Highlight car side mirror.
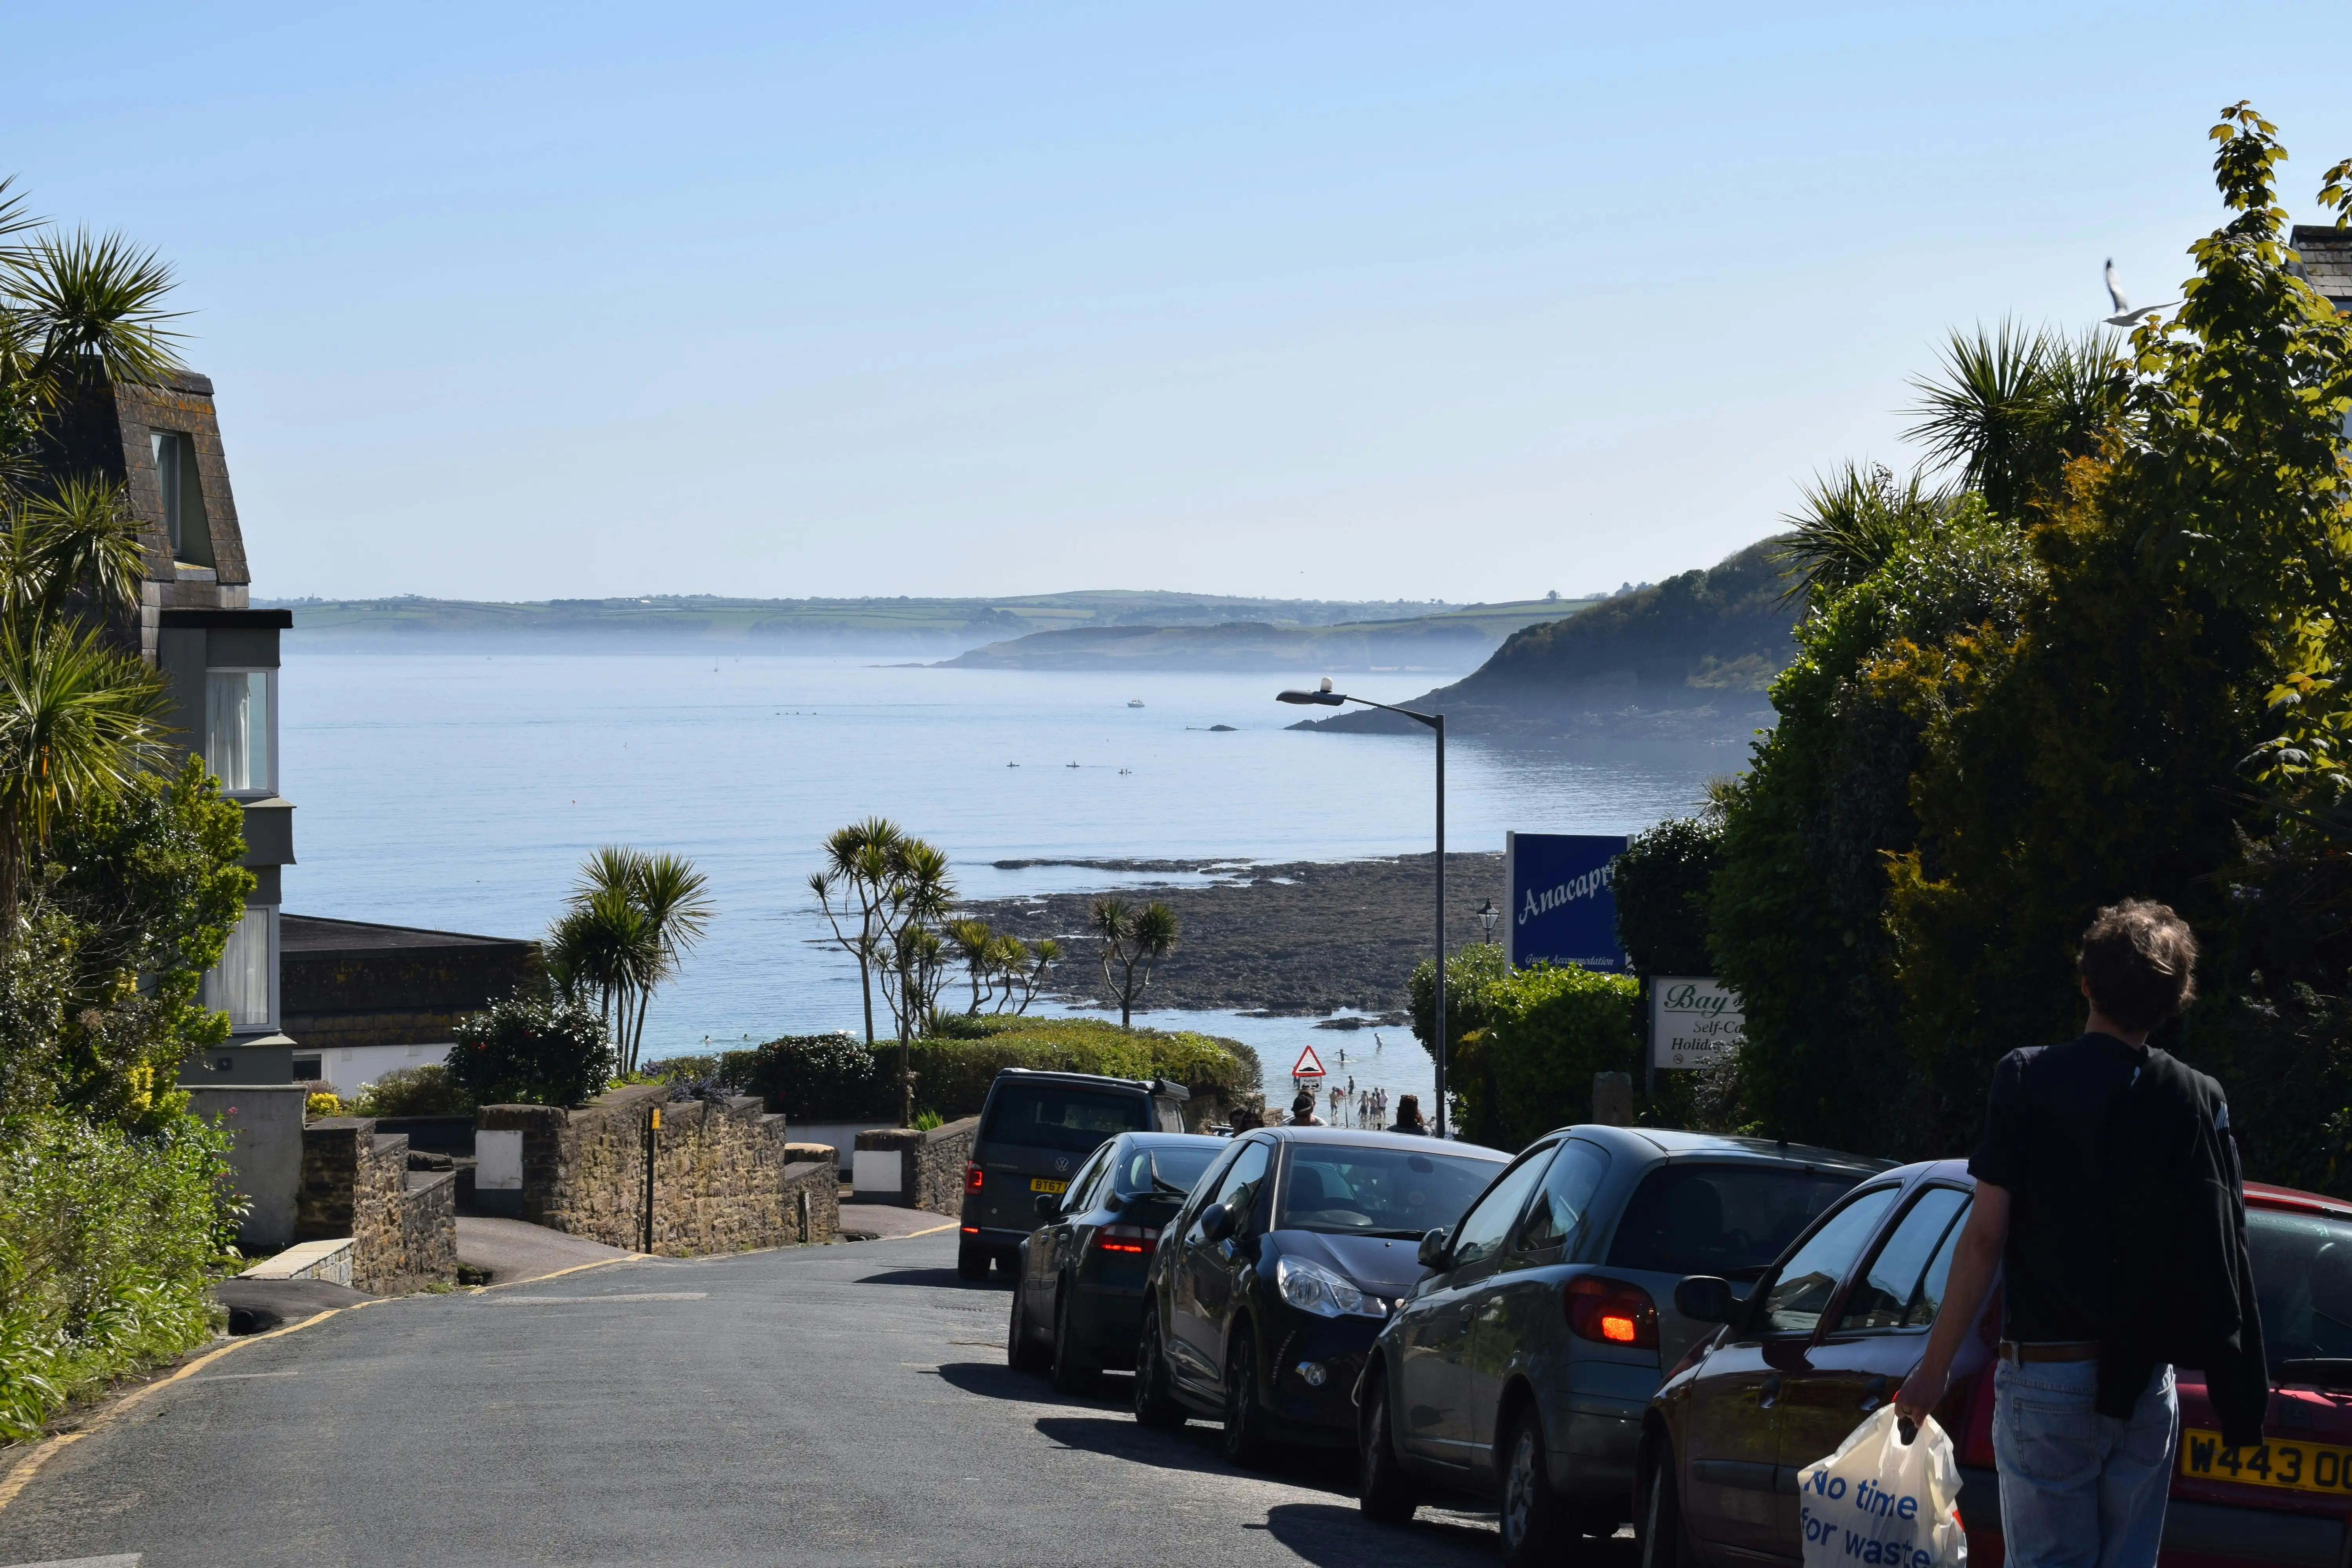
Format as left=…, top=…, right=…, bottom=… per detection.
left=1034, top=1192, right=1060, bottom=1220
left=1675, top=1275, right=1735, bottom=1324
left=1200, top=1201, right=1235, bottom=1244
left=1417, top=1227, right=1450, bottom=1270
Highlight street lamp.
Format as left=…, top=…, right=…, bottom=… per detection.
left=1477, top=898, right=1498, bottom=946
left=1277, top=676, right=1449, bottom=1138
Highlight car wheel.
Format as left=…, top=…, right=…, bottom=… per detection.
left=1499, top=1406, right=1565, bottom=1565
left=1356, top=1368, right=1418, bottom=1523
left=1133, top=1310, right=1186, bottom=1428
left=1640, top=1442, right=1698, bottom=1568
left=957, top=1242, right=989, bottom=1282
left=1221, top=1329, right=1270, bottom=1468
left=1006, top=1279, right=1049, bottom=1374
left=1050, top=1285, right=1095, bottom=1394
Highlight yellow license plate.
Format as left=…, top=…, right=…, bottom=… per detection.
left=2180, top=1428, right=2352, bottom=1494
left=1029, top=1178, right=1067, bottom=1194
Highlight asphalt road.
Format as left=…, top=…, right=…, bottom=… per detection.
left=0, top=1230, right=1637, bottom=1568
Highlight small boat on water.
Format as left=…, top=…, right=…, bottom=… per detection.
left=1067, top=761, right=1081, bottom=768
left=1127, top=699, right=1145, bottom=708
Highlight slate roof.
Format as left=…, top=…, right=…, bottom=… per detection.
left=2292, top=225, right=2352, bottom=310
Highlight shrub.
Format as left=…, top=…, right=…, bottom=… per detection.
left=1450, top=964, right=1641, bottom=1151
left=0, top=1110, right=236, bottom=1440
left=445, top=996, right=614, bottom=1108
left=1613, top=815, right=1724, bottom=977
left=350, top=1064, right=472, bottom=1119
left=733, top=1033, right=887, bottom=1120
left=305, top=1092, right=343, bottom=1118
left=912, top=1109, right=944, bottom=1131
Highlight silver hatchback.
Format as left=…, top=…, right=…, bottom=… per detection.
left=1354, top=1125, right=1886, bottom=1562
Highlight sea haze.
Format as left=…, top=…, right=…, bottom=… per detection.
left=281, top=652, right=1743, bottom=1109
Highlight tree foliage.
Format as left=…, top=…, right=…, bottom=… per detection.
left=446, top=995, right=615, bottom=1109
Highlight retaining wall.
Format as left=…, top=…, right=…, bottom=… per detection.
left=477, top=1085, right=840, bottom=1255
left=298, top=1118, right=459, bottom=1294
left=853, top=1116, right=980, bottom=1216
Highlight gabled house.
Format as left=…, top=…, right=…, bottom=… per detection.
left=45, top=368, right=296, bottom=1081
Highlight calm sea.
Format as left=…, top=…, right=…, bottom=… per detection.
left=281, top=652, right=1744, bottom=1113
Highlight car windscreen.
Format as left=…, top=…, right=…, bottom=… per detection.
left=1607, top=1162, right=1864, bottom=1278
left=979, top=1083, right=1151, bottom=1155
left=1275, top=1146, right=1504, bottom=1236
left=1114, top=1143, right=1221, bottom=1198
left=2249, top=1207, right=2352, bottom=1373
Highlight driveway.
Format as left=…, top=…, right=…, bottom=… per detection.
left=0, top=1230, right=1611, bottom=1568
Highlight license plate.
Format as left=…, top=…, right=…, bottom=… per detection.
left=1029, top=1178, right=1067, bottom=1194
left=2180, top=1428, right=2352, bottom=1494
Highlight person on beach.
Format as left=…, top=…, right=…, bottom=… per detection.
left=1329, top=1084, right=1344, bottom=1124
left=1895, top=900, right=2267, bottom=1568
left=1387, top=1094, right=1427, bottom=1136
left=1286, top=1091, right=1323, bottom=1127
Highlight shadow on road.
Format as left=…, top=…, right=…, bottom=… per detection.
left=931, top=1359, right=1103, bottom=1405
left=1035, top=1414, right=1363, bottom=1494
left=854, top=1265, right=1002, bottom=1289
left=1259, top=1502, right=1501, bottom=1565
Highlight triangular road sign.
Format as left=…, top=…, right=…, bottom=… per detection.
left=1291, top=1044, right=1327, bottom=1079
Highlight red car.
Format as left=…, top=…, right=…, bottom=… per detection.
left=1640, top=1160, right=2352, bottom=1567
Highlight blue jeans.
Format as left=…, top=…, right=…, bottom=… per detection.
left=1993, top=1357, right=2177, bottom=1568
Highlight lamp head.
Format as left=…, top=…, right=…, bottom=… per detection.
left=1276, top=679, right=1347, bottom=706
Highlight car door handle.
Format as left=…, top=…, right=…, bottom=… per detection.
left=1859, top=1375, right=1888, bottom=1414
left=1759, top=1374, right=1782, bottom=1410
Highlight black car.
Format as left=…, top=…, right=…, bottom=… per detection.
left=1007, top=1131, right=1228, bottom=1392
left=958, top=1068, right=1192, bottom=1280
left=1356, top=1126, right=1884, bottom=1562
left=1133, top=1126, right=1510, bottom=1465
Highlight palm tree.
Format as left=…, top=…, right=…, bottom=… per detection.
left=1091, top=897, right=1178, bottom=1028
left=876, top=837, right=954, bottom=1125
left=809, top=817, right=904, bottom=1045
left=622, top=850, right=714, bottom=1066
left=1905, top=323, right=2125, bottom=520
left=1777, top=463, right=1950, bottom=604
left=945, top=918, right=998, bottom=1014
left=546, top=883, right=661, bottom=1063
left=0, top=622, right=167, bottom=929
left=0, top=476, right=144, bottom=637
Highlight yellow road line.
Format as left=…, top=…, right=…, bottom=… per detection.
left=888, top=1222, right=958, bottom=1239
left=468, top=1254, right=642, bottom=1294
left=0, top=1434, right=80, bottom=1512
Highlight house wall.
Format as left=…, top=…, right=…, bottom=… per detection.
left=187, top=1084, right=306, bottom=1252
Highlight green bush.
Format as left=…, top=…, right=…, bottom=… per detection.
left=1613, top=815, right=1723, bottom=977
left=733, top=1033, right=887, bottom=1120
left=350, top=1064, right=472, bottom=1118
left=0, top=1110, right=235, bottom=1440
left=445, top=996, right=614, bottom=1108
left=1447, top=965, right=1641, bottom=1151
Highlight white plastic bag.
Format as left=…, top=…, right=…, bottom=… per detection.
left=1795, top=1404, right=1968, bottom=1568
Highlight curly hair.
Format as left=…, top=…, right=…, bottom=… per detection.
left=2078, top=899, right=2199, bottom=1033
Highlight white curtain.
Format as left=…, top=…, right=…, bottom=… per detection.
left=205, top=907, right=272, bottom=1029
left=205, top=671, right=268, bottom=792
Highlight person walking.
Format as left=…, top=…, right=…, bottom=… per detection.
left=1896, top=900, right=2267, bottom=1568
left=1387, top=1094, right=1427, bottom=1136
left=1285, top=1091, right=1323, bottom=1127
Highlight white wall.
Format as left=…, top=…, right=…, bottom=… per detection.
left=307, top=1043, right=453, bottom=1100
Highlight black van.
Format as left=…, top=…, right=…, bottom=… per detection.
left=959, top=1068, right=1192, bottom=1279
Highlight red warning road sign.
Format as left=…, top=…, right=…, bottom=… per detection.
left=1290, top=1045, right=1327, bottom=1079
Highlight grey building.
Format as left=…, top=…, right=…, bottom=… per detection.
left=42, top=368, right=295, bottom=1083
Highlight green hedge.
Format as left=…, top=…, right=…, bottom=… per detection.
left=1414, top=954, right=1641, bottom=1150
left=735, top=1016, right=1260, bottom=1123
left=0, top=1111, right=235, bottom=1440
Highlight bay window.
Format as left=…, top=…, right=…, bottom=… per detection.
left=205, top=668, right=274, bottom=795
left=203, top=905, right=278, bottom=1032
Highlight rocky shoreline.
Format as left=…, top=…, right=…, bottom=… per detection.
left=958, top=852, right=1505, bottom=1018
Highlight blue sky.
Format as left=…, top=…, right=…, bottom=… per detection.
left=6, top=4, right=2350, bottom=603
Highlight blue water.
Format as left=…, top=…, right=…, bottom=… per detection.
left=280, top=652, right=1742, bottom=1109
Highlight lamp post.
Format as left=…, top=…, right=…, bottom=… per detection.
left=1477, top=898, right=1498, bottom=946
left=1277, top=677, right=1448, bottom=1138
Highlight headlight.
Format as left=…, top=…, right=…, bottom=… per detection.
left=1276, top=1255, right=1378, bottom=1318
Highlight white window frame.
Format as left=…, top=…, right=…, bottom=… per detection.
left=203, top=666, right=279, bottom=799
left=202, top=903, right=280, bottom=1035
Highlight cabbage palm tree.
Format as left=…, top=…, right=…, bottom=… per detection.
left=622, top=850, right=714, bottom=1066
left=1091, top=897, right=1178, bottom=1028
left=1905, top=323, right=2125, bottom=521
left=809, top=817, right=905, bottom=1045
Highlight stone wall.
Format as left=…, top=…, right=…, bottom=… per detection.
left=479, top=1085, right=838, bottom=1255
left=298, top=1118, right=458, bottom=1294
left=853, top=1117, right=979, bottom=1217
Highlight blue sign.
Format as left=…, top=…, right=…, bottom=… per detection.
left=1506, top=832, right=1630, bottom=973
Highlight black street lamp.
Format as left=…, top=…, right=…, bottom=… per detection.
left=1477, top=898, right=1498, bottom=946
left=1277, top=677, right=1448, bottom=1138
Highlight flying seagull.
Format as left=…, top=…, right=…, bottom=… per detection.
left=2103, top=258, right=2179, bottom=327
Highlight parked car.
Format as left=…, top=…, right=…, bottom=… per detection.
left=1352, top=1125, right=1885, bottom=1561
left=1640, top=1162, right=2352, bottom=1567
left=958, top=1068, right=1192, bottom=1280
left=1134, top=1126, right=1511, bottom=1465
left=1007, top=1131, right=1228, bottom=1391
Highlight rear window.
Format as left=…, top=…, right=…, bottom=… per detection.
left=1608, top=1162, right=1864, bottom=1278
left=1274, top=1146, right=1504, bottom=1236
left=980, top=1082, right=1151, bottom=1154
left=2249, top=1207, right=2352, bottom=1373
left=1114, top=1143, right=1220, bottom=1198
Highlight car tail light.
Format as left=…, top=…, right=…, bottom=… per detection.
left=1565, top=1276, right=1659, bottom=1350
left=1095, top=1224, right=1160, bottom=1255
left=966, top=1163, right=984, bottom=1192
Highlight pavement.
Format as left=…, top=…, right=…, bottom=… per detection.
left=837, top=1201, right=960, bottom=1239
left=454, top=1214, right=635, bottom=1284
left=0, top=1229, right=1622, bottom=1568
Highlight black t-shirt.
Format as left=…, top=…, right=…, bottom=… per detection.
left=1969, top=1032, right=2160, bottom=1343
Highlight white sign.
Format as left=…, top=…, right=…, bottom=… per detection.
left=1290, top=1045, right=1327, bottom=1080
left=1651, top=976, right=1744, bottom=1070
